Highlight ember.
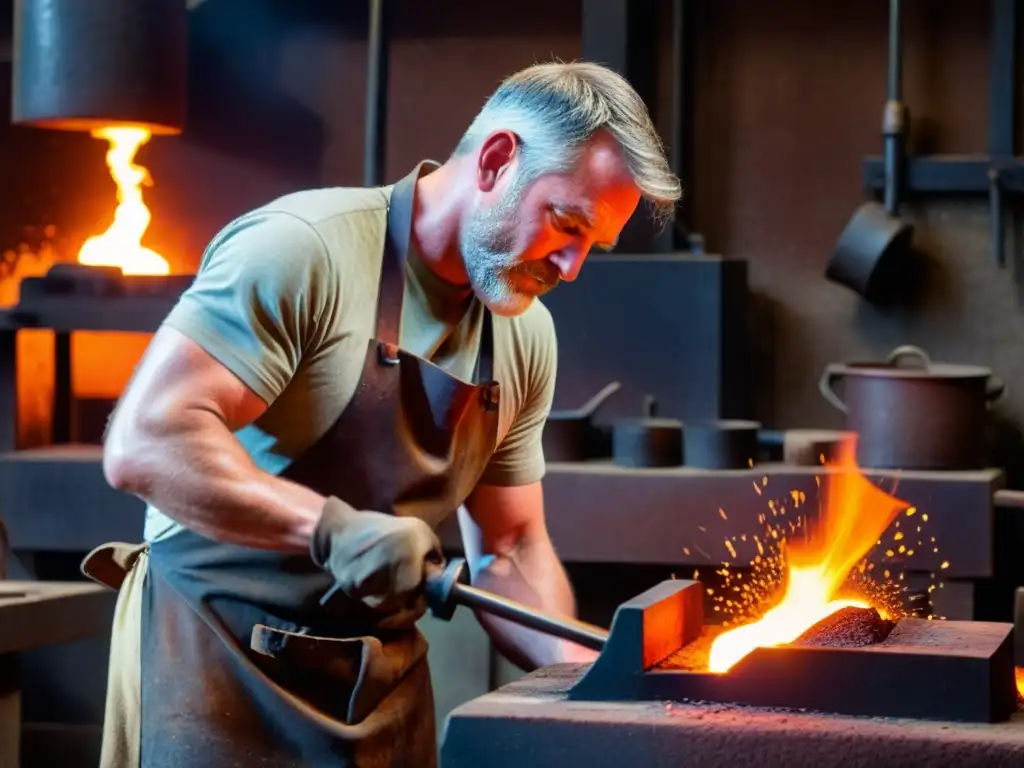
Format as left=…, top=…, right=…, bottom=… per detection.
left=706, top=442, right=911, bottom=673
left=794, top=606, right=895, bottom=648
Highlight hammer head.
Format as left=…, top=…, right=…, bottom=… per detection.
left=425, top=557, right=469, bottom=621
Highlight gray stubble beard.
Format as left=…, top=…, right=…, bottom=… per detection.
left=459, top=175, right=554, bottom=317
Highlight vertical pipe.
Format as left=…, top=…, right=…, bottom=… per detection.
left=654, top=0, right=693, bottom=253
left=987, top=0, right=1018, bottom=268
left=886, top=0, right=902, bottom=101
left=882, top=0, right=905, bottom=216
left=363, top=0, right=391, bottom=187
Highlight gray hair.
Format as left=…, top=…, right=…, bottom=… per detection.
left=453, top=61, right=682, bottom=220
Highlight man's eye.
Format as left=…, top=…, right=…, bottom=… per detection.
left=549, top=208, right=585, bottom=238
left=554, top=218, right=582, bottom=237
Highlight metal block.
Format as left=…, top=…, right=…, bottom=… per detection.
left=0, top=446, right=145, bottom=552
left=570, top=580, right=704, bottom=702
left=567, top=579, right=1016, bottom=723
left=0, top=582, right=115, bottom=655
left=540, top=255, right=751, bottom=422
left=645, top=619, right=1016, bottom=723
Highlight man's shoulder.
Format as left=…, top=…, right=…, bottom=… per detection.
left=254, top=185, right=391, bottom=231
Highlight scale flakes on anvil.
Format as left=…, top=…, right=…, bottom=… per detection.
left=568, top=445, right=1018, bottom=723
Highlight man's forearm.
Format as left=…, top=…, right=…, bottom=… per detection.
left=104, top=409, right=325, bottom=553
left=470, top=535, right=594, bottom=670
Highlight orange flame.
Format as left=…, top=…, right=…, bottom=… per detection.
left=77, top=126, right=169, bottom=275
left=708, top=443, right=910, bottom=673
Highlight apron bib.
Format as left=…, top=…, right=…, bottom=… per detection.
left=83, top=162, right=500, bottom=767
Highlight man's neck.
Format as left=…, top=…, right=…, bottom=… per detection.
left=410, top=162, right=472, bottom=288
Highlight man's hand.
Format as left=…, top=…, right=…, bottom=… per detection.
left=311, top=497, right=442, bottom=612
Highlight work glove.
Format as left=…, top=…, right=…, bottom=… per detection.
left=310, top=496, right=443, bottom=614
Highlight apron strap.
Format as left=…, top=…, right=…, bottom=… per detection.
left=376, top=165, right=497, bottom=386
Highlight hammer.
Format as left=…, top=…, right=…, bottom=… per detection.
left=424, top=558, right=609, bottom=651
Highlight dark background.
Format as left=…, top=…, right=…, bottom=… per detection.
left=1, top=0, right=1021, bottom=466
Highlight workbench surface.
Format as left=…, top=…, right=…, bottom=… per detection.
left=440, top=663, right=1024, bottom=768
left=0, top=581, right=115, bottom=655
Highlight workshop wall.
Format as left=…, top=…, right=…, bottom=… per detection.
left=2, top=0, right=1022, bottom=477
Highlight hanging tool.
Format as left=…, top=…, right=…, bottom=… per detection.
left=827, top=0, right=914, bottom=302
left=425, top=558, right=610, bottom=651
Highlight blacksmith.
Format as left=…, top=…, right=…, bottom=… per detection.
left=84, top=60, right=682, bottom=767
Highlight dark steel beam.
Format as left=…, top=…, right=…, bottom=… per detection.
left=363, top=0, right=392, bottom=187
left=989, top=0, right=1018, bottom=158
left=654, top=0, right=696, bottom=253
left=862, top=156, right=1024, bottom=195
left=582, top=0, right=662, bottom=253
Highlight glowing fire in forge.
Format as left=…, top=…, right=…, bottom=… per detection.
left=77, top=126, right=169, bottom=275
left=707, top=444, right=910, bottom=673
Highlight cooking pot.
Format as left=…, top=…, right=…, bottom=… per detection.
left=542, top=381, right=621, bottom=462
left=819, top=345, right=1006, bottom=470
left=611, top=396, right=684, bottom=468
left=684, top=420, right=762, bottom=470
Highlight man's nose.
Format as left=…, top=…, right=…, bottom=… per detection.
left=548, top=248, right=588, bottom=283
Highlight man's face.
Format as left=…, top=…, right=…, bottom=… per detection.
left=460, top=131, right=641, bottom=316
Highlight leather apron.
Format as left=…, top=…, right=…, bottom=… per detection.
left=83, top=163, right=501, bottom=767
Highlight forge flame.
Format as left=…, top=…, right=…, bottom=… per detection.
left=707, top=443, right=910, bottom=673
left=77, top=126, right=170, bottom=276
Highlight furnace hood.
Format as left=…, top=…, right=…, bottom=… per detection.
left=11, top=0, right=189, bottom=135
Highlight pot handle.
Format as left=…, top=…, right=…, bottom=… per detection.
left=578, top=381, right=622, bottom=418
left=818, top=364, right=848, bottom=414
left=886, top=345, right=932, bottom=369
left=987, top=376, right=1008, bottom=405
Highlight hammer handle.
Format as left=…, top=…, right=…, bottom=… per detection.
left=451, top=581, right=609, bottom=651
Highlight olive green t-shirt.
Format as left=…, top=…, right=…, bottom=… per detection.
left=144, top=167, right=557, bottom=543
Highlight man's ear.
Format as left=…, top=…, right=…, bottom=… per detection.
left=476, top=131, right=518, bottom=192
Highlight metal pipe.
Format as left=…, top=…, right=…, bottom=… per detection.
left=990, top=168, right=1006, bottom=267
left=994, top=489, right=1024, bottom=509
left=363, top=0, right=391, bottom=187
left=883, top=0, right=906, bottom=216
left=453, top=582, right=610, bottom=651
left=887, top=0, right=903, bottom=102
left=654, top=0, right=693, bottom=253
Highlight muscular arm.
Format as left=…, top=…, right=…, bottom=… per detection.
left=455, top=305, right=593, bottom=670
left=103, top=211, right=336, bottom=552
left=459, top=484, right=595, bottom=670
left=103, top=326, right=325, bottom=552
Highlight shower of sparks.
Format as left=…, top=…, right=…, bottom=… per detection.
left=687, top=471, right=949, bottom=632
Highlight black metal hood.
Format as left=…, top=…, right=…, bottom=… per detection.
left=11, top=0, right=188, bottom=135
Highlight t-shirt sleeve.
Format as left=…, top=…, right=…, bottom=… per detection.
left=162, top=211, right=335, bottom=405
left=478, top=305, right=558, bottom=487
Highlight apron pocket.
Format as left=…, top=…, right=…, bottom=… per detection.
left=250, top=623, right=427, bottom=726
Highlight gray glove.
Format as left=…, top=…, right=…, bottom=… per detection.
left=311, top=496, right=442, bottom=613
